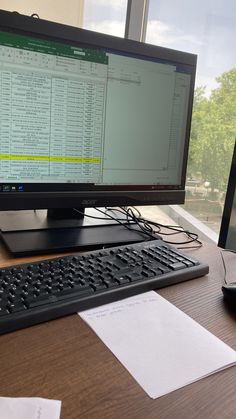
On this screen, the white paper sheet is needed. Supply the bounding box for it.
[0,397,61,419]
[79,291,236,398]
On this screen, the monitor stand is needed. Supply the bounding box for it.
[0,208,154,256]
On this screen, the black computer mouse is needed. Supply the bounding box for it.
[222,282,236,302]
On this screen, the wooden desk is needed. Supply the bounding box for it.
[0,240,235,419]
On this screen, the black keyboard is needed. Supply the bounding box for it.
[0,239,209,334]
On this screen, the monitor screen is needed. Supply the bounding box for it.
[0,9,197,212]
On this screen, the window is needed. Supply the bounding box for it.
[146,0,236,236]
[0,0,128,37]
[83,0,128,37]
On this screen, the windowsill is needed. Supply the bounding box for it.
[139,205,218,245]
[161,205,218,244]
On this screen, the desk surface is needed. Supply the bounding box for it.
[0,235,236,419]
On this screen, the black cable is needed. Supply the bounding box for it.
[72,207,124,222]
[73,206,147,226]
[73,206,202,249]
[223,248,236,254]
[117,206,202,249]
[73,207,156,240]
[114,206,202,248]
[94,207,157,240]
[120,208,156,237]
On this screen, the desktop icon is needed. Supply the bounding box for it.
[3,185,11,192]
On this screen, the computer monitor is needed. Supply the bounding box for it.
[218,141,236,250]
[0,9,197,255]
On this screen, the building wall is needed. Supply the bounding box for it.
[0,0,84,27]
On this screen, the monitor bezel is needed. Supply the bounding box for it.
[218,141,236,249]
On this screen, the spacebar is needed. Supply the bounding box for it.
[27,287,94,308]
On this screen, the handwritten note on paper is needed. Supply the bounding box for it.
[0,397,61,419]
[79,291,236,399]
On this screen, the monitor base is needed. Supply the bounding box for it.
[0,209,155,256]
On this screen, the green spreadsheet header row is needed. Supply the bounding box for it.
[0,30,108,64]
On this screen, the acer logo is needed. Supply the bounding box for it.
[81,199,97,205]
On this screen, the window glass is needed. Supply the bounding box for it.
[0,0,128,36]
[146,0,236,235]
[83,0,128,37]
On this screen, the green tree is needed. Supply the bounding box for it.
[187,68,236,194]
[187,86,208,179]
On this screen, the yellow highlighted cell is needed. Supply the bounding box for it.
[0,154,100,164]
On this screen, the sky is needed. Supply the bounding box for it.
[83,0,236,95]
